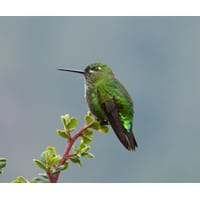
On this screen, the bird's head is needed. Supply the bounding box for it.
[57,63,114,84]
[84,63,114,84]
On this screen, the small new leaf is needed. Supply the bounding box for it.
[52,162,69,175]
[81,152,95,158]
[83,129,93,137]
[56,129,70,139]
[33,159,47,171]
[46,146,57,156]
[80,139,87,149]
[67,117,78,131]
[42,146,59,166]
[70,157,82,166]
[0,158,6,174]
[31,177,49,183]
[12,176,29,183]
[98,125,109,133]
[80,145,90,154]
[91,121,100,130]
[51,155,61,165]
[38,173,48,179]
[0,158,6,168]
[61,114,70,129]
[85,112,94,125]
[82,135,92,144]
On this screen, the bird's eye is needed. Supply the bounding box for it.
[88,66,102,73]
[89,69,95,73]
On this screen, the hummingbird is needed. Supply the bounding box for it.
[57,63,138,151]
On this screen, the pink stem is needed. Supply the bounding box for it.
[49,123,93,183]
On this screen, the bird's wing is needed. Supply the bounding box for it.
[97,85,137,150]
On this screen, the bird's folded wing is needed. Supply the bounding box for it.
[102,99,133,150]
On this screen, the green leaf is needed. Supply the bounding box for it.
[0,158,6,174]
[51,155,61,165]
[41,146,59,166]
[40,151,46,163]
[30,178,38,183]
[80,139,87,149]
[80,145,90,154]
[67,117,78,131]
[84,112,94,125]
[81,152,95,158]
[83,129,93,137]
[46,146,57,156]
[30,174,49,183]
[82,135,92,144]
[91,121,100,130]
[98,125,109,133]
[43,151,51,164]
[56,129,70,139]
[52,162,69,175]
[31,177,49,183]
[12,176,29,183]
[61,114,70,129]
[33,159,47,171]
[80,147,90,154]
[38,173,48,179]
[0,158,6,168]
[70,157,82,166]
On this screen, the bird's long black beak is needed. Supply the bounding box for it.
[57,68,84,75]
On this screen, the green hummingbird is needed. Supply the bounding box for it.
[57,63,138,151]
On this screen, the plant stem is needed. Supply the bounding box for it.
[50,122,93,183]
[47,170,55,183]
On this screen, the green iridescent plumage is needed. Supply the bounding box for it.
[57,63,137,151]
[85,64,133,131]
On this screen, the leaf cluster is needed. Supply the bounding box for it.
[11,112,109,183]
[0,158,6,175]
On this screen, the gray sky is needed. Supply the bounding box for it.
[1,17,200,182]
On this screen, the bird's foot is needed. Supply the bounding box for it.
[100,120,109,126]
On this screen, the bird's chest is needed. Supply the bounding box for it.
[85,87,106,120]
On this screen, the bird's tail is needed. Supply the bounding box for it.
[101,101,138,151]
[126,131,138,151]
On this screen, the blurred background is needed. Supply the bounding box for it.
[0,17,200,182]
